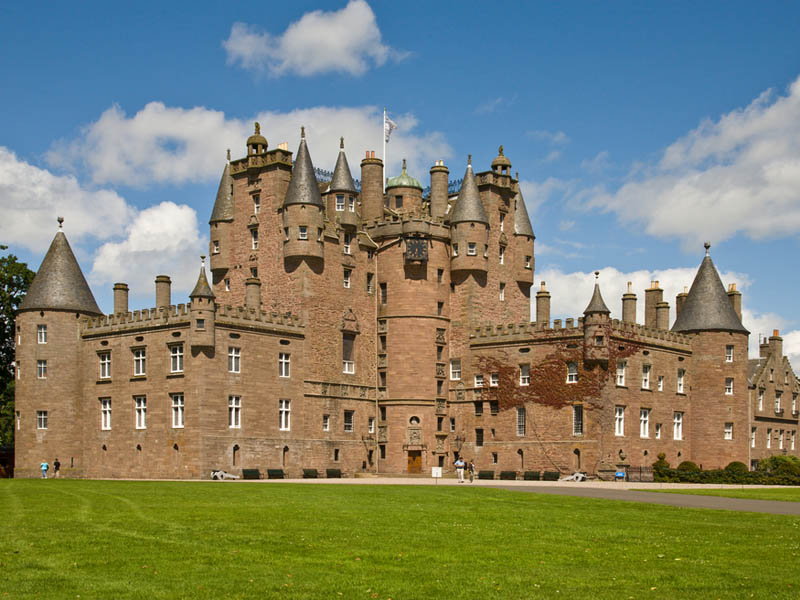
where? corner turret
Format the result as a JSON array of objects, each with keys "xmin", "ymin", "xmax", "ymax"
[
  {"xmin": 512, "ymin": 177, "xmax": 534, "ymax": 285},
  {"xmin": 326, "ymin": 137, "xmax": 358, "ymax": 228},
  {"xmin": 282, "ymin": 127, "xmax": 325, "ymax": 262},
  {"xmin": 189, "ymin": 256, "xmax": 216, "ymax": 349},
  {"xmin": 583, "ymin": 272, "xmax": 610, "ymax": 366},
  {"xmin": 209, "ymin": 151, "xmax": 233, "ymax": 277}
]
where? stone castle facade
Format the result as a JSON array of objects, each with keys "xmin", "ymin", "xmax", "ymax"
[{"xmin": 13, "ymin": 124, "xmax": 800, "ymax": 478}]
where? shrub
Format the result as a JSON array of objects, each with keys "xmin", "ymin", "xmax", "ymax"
[
  {"xmin": 478, "ymin": 470, "xmax": 495, "ymax": 480},
  {"xmin": 499, "ymin": 471, "xmax": 517, "ymax": 480},
  {"xmin": 677, "ymin": 461, "xmax": 700, "ymax": 473},
  {"xmin": 724, "ymin": 461, "xmax": 748, "ymax": 476},
  {"xmin": 652, "ymin": 454, "xmax": 672, "ymax": 481}
]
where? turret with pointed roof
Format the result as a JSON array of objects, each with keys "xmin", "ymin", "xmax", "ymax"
[
  {"xmin": 671, "ymin": 244, "xmax": 749, "ymax": 334},
  {"xmin": 284, "ymin": 127, "xmax": 324, "ymax": 208},
  {"xmin": 583, "ymin": 272, "xmax": 611, "ymax": 366},
  {"xmin": 329, "ymin": 137, "xmax": 357, "ymax": 194},
  {"xmin": 20, "ymin": 219, "xmax": 102, "ymax": 315},
  {"xmin": 513, "ymin": 183, "xmax": 534, "ymax": 238},
  {"xmin": 583, "ymin": 273, "xmax": 611, "ymax": 315},
  {"xmin": 189, "ymin": 257, "xmax": 215, "ymax": 299},
  {"xmin": 189, "ymin": 256, "xmax": 216, "ymax": 349},
  {"xmin": 209, "ymin": 151, "xmax": 233, "ymax": 224},
  {"xmin": 283, "ymin": 127, "xmax": 325, "ymax": 261},
  {"xmin": 450, "ymin": 157, "xmax": 488, "ymax": 225}
]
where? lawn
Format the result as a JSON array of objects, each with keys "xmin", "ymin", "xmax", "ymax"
[
  {"xmin": 2, "ymin": 480, "xmax": 799, "ymax": 599},
  {"xmin": 639, "ymin": 487, "xmax": 800, "ymax": 503}
]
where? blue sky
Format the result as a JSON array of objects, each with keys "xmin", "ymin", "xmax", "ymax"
[{"xmin": 2, "ymin": 1, "xmax": 800, "ymax": 359}]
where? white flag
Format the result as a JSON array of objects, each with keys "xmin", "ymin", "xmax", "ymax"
[{"xmin": 384, "ymin": 114, "xmax": 398, "ymax": 143}]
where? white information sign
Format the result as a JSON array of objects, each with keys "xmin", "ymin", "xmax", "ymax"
[{"xmin": 431, "ymin": 466, "xmax": 443, "ymax": 478}]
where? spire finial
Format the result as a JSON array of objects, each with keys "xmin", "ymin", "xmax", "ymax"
[
  {"xmin": 57, "ymin": 216, "xmax": 64, "ymax": 230},
  {"xmin": 200, "ymin": 255, "xmax": 206, "ymax": 268},
  {"xmin": 499, "ymin": 145, "xmax": 504, "ymax": 156},
  {"xmin": 468, "ymin": 154, "xmax": 472, "ymax": 166},
  {"xmin": 226, "ymin": 148, "xmax": 231, "ymax": 162},
  {"xmin": 704, "ymin": 241, "xmax": 711, "ymax": 256},
  {"xmin": 402, "ymin": 158, "xmax": 407, "ymax": 172},
  {"xmin": 254, "ymin": 122, "xmax": 260, "ymax": 135},
  {"xmin": 595, "ymin": 270, "xmax": 600, "ymax": 281},
  {"xmin": 340, "ymin": 136, "xmax": 344, "ymax": 149},
  {"xmin": 301, "ymin": 126, "xmax": 305, "ymax": 139}
]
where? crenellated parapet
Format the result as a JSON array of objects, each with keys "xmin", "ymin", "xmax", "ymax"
[
  {"xmin": 365, "ymin": 215, "xmax": 451, "ymax": 241},
  {"xmin": 229, "ymin": 148, "xmax": 292, "ymax": 175},
  {"xmin": 81, "ymin": 303, "xmax": 304, "ymax": 338},
  {"xmin": 610, "ymin": 319, "xmax": 691, "ymax": 349}
]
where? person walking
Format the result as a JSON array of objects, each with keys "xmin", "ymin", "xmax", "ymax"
[
  {"xmin": 40, "ymin": 461, "xmax": 49, "ymax": 479},
  {"xmin": 454, "ymin": 457, "xmax": 465, "ymax": 483},
  {"xmin": 53, "ymin": 458, "xmax": 61, "ymax": 478},
  {"xmin": 468, "ymin": 460, "xmax": 475, "ymax": 483}
]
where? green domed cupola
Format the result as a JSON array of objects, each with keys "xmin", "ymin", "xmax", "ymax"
[{"xmin": 386, "ymin": 159, "xmax": 423, "ymax": 190}]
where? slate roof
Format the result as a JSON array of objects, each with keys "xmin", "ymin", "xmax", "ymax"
[
  {"xmin": 209, "ymin": 161, "xmax": 233, "ymax": 223},
  {"xmin": 748, "ymin": 359, "xmax": 763, "ymax": 385},
  {"xmin": 329, "ymin": 138, "xmax": 357, "ymax": 193},
  {"xmin": 284, "ymin": 130, "xmax": 324, "ymax": 208},
  {"xmin": 671, "ymin": 251, "xmax": 749, "ymax": 334},
  {"xmin": 189, "ymin": 262, "xmax": 215, "ymax": 299},
  {"xmin": 450, "ymin": 160, "xmax": 488, "ymax": 225},
  {"xmin": 20, "ymin": 230, "xmax": 102, "ymax": 315},
  {"xmin": 583, "ymin": 281, "xmax": 610, "ymax": 315},
  {"xmin": 513, "ymin": 185, "xmax": 534, "ymax": 237}
]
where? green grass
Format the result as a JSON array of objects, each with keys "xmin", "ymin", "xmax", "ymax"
[
  {"xmin": 2, "ymin": 480, "xmax": 800, "ymax": 599},
  {"xmin": 639, "ymin": 487, "xmax": 800, "ymax": 502}
]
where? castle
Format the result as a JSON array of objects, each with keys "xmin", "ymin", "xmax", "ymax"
[{"xmin": 13, "ymin": 124, "xmax": 800, "ymax": 478}]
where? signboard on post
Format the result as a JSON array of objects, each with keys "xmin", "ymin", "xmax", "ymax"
[{"xmin": 431, "ymin": 467, "xmax": 442, "ymax": 479}]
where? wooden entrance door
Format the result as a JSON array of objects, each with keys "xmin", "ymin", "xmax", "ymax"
[{"xmin": 407, "ymin": 450, "xmax": 422, "ymax": 473}]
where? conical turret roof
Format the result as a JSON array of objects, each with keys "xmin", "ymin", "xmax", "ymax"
[
  {"xmin": 284, "ymin": 128, "xmax": 324, "ymax": 208},
  {"xmin": 671, "ymin": 245, "xmax": 749, "ymax": 334},
  {"xmin": 584, "ymin": 273, "xmax": 610, "ymax": 315},
  {"xmin": 513, "ymin": 181, "xmax": 534, "ymax": 237},
  {"xmin": 209, "ymin": 157, "xmax": 233, "ymax": 224},
  {"xmin": 450, "ymin": 158, "xmax": 488, "ymax": 225},
  {"xmin": 20, "ymin": 225, "xmax": 102, "ymax": 315},
  {"xmin": 189, "ymin": 258, "xmax": 215, "ymax": 299},
  {"xmin": 329, "ymin": 137, "xmax": 357, "ymax": 193}
]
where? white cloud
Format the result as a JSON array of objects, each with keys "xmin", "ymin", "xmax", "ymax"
[
  {"xmin": 782, "ymin": 330, "xmax": 800, "ymax": 369},
  {"xmin": 520, "ymin": 177, "xmax": 571, "ymax": 215},
  {"xmin": 580, "ymin": 150, "xmax": 610, "ymax": 173},
  {"xmin": 585, "ymin": 75, "xmax": 800, "ymax": 248},
  {"xmin": 222, "ymin": 1, "xmax": 404, "ymax": 77},
  {"xmin": 46, "ymin": 103, "xmax": 451, "ymax": 188},
  {"xmin": 0, "ymin": 147, "xmax": 134, "ymax": 253},
  {"xmin": 90, "ymin": 202, "xmax": 205, "ymax": 299},
  {"xmin": 534, "ymin": 264, "xmax": 798, "ymax": 362},
  {"xmin": 527, "ymin": 130, "xmax": 570, "ymax": 146}
]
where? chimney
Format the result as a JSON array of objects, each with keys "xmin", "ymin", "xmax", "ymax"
[
  {"xmin": 656, "ymin": 301, "xmax": 670, "ymax": 330},
  {"xmin": 621, "ymin": 281, "xmax": 636, "ymax": 323},
  {"xmin": 429, "ymin": 160, "xmax": 449, "ymax": 219},
  {"xmin": 675, "ymin": 286, "xmax": 688, "ymax": 318},
  {"xmin": 644, "ymin": 280, "xmax": 663, "ymax": 328},
  {"xmin": 759, "ymin": 334, "xmax": 770, "ymax": 358},
  {"xmin": 113, "ymin": 282, "xmax": 129, "ymax": 315},
  {"xmin": 727, "ymin": 283, "xmax": 742, "ymax": 322},
  {"xmin": 155, "ymin": 275, "xmax": 171, "ymax": 308},
  {"xmin": 360, "ymin": 150, "xmax": 384, "ymax": 223},
  {"xmin": 536, "ymin": 281, "xmax": 551, "ymax": 326},
  {"xmin": 769, "ymin": 329, "xmax": 783, "ymax": 360},
  {"xmin": 245, "ymin": 277, "xmax": 261, "ymax": 311}
]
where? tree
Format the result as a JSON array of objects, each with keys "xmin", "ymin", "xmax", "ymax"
[{"xmin": 0, "ymin": 245, "xmax": 35, "ymax": 447}]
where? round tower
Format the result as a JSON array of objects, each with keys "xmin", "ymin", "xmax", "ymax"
[
  {"xmin": 429, "ymin": 160, "xmax": 449, "ymax": 219},
  {"xmin": 188, "ymin": 257, "xmax": 216, "ymax": 350},
  {"xmin": 14, "ymin": 218, "xmax": 104, "ymax": 477},
  {"xmin": 450, "ymin": 156, "xmax": 489, "ymax": 275},
  {"xmin": 360, "ymin": 151, "xmax": 384, "ymax": 223},
  {"xmin": 326, "ymin": 137, "xmax": 359, "ymax": 229},
  {"xmin": 282, "ymin": 127, "xmax": 325, "ymax": 262}
]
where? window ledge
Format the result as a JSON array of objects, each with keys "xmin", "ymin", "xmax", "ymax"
[
  {"xmin": 641, "ymin": 387, "xmax": 652, "ymax": 392},
  {"xmin": 130, "ymin": 376, "xmax": 147, "ymax": 382},
  {"xmin": 676, "ymin": 392, "xmax": 687, "ymax": 397},
  {"xmin": 167, "ymin": 373, "xmax": 184, "ymax": 379},
  {"xmin": 616, "ymin": 385, "xmax": 627, "ymax": 389},
  {"xmin": 96, "ymin": 379, "xmax": 112, "ymax": 385}
]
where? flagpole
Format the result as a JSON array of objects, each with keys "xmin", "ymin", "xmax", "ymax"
[{"xmin": 382, "ymin": 107, "xmax": 386, "ymax": 193}]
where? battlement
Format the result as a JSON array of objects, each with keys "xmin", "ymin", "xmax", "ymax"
[
  {"xmin": 81, "ymin": 303, "xmax": 304, "ymax": 338},
  {"xmin": 230, "ymin": 148, "xmax": 292, "ymax": 175},
  {"xmin": 610, "ymin": 319, "xmax": 692, "ymax": 348},
  {"xmin": 365, "ymin": 214, "xmax": 451, "ymax": 240}
]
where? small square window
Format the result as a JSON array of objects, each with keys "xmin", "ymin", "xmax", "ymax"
[
  {"xmin": 725, "ymin": 377, "xmax": 734, "ymax": 395},
  {"xmin": 474, "ymin": 374, "xmax": 484, "ymax": 387},
  {"xmin": 336, "ymin": 194, "xmax": 345, "ymax": 211},
  {"xmin": 490, "ymin": 373, "xmax": 499, "ymax": 387},
  {"xmin": 724, "ymin": 422, "xmax": 734, "ymax": 440},
  {"xmin": 519, "ymin": 364, "xmax": 530, "ymax": 386},
  {"xmin": 37, "ymin": 324, "xmax": 47, "ymax": 344},
  {"xmin": 467, "ymin": 242, "xmax": 477, "ymax": 256},
  {"xmin": 566, "ymin": 362, "xmax": 578, "ymax": 384},
  {"xmin": 298, "ymin": 226, "xmax": 308, "ymax": 240},
  {"xmin": 450, "ymin": 359, "xmax": 461, "ymax": 380}
]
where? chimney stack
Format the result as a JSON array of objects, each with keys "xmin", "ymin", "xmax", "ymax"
[
  {"xmin": 727, "ymin": 282, "xmax": 742, "ymax": 322},
  {"xmin": 769, "ymin": 329, "xmax": 783, "ymax": 359},
  {"xmin": 621, "ymin": 281, "xmax": 637, "ymax": 323},
  {"xmin": 675, "ymin": 286, "xmax": 688, "ymax": 319},
  {"xmin": 429, "ymin": 160, "xmax": 449, "ymax": 219},
  {"xmin": 360, "ymin": 151, "xmax": 384, "ymax": 223},
  {"xmin": 536, "ymin": 281, "xmax": 551, "ymax": 326},
  {"xmin": 245, "ymin": 277, "xmax": 262, "ymax": 311},
  {"xmin": 644, "ymin": 280, "xmax": 663, "ymax": 328},
  {"xmin": 155, "ymin": 275, "xmax": 171, "ymax": 309},
  {"xmin": 113, "ymin": 282, "xmax": 129, "ymax": 315},
  {"xmin": 656, "ymin": 301, "xmax": 670, "ymax": 330}
]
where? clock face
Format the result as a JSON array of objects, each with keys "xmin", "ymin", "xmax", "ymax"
[{"xmin": 405, "ymin": 238, "xmax": 428, "ymax": 261}]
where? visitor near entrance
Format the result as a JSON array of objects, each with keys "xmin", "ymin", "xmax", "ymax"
[
  {"xmin": 53, "ymin": 458, "xmax": 61, "ymax": 478},
  {"xmin": 454, "ymin": 457, "xmax": 465, "ymax": 483},
  {"xmin": 40, "ymin": 461, "xmax": 48, "ymax": 478}
]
